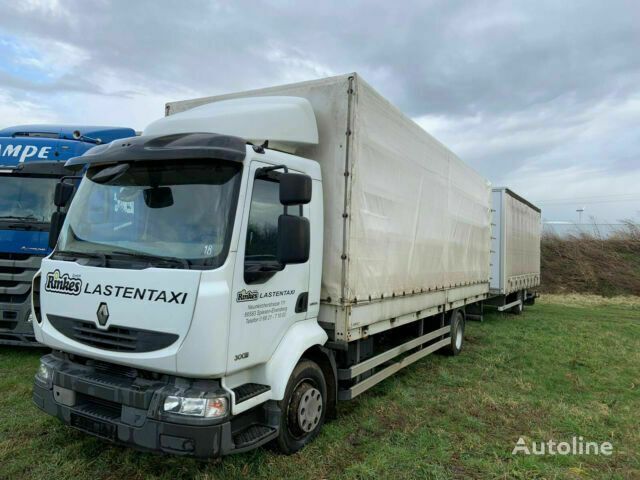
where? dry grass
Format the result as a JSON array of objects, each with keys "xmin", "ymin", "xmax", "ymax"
[
  {"xmin": 541, "ymin": 220, "xmax": 640, "ymax": 296},
  {"xmin": 538, "ymin": 293, "xmax": 640, "ymax": 308}
]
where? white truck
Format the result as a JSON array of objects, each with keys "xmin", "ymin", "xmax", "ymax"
[{"xmin": 31, "ymin": 74, "xmax": 535, "ymax": 458}]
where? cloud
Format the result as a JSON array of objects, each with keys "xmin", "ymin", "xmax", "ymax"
[
  {"xmin": 0, "ymin": 91, "xmax": 58, "ymax": 124},
  {"xmin": 0, "ymin": 0, "xmax": 638, "ymax": 223}
]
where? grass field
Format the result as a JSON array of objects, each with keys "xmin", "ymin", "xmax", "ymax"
[{"xmin": 0, "ymin": 297, "xmax": 638, "ymax": 479}]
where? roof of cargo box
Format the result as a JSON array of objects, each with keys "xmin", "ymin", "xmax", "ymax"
[
  {"xmin": 143, "ymin": 96, "xmax": 318, "ymax": 147},
  {"xmin": 163, "ymin": 72, "xmax": 483, "ymax": 168},
  {"xmin": 492, "ymin": 187, "xmax": 541, "ymax": 213}
]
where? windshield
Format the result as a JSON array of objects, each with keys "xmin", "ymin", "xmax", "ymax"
[
  {"xmin": 57, "ymin": 159, "xmax": 242, "ymax": 268},
  {"xmin": 0, "ymin": 175, "xmax": 58, "ymax": 223}
]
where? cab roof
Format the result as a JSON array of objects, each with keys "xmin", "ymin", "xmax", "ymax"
[
  {"xmin": 66, "ymin": 133, "xmax": 247, "ymax": 168},
  {"xmin": 144, "ymin": 96, "xmax": 318, "ymax": 148}
]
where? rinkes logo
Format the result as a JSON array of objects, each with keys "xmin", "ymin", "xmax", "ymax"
[
  {"xmin": 45, "ymin": 270, "xmax": 82, "ymax": 296},
  {"xmin": 236, "ymin": 289, "xmax": 259, "ymax": 302}
]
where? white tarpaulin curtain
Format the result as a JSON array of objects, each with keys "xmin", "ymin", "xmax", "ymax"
[
  {"xmin": 341, "ymin": 76, "xmax": 491, "ymax": 302},
  {"xmin": 165, "ymin": 73, "xmax": 492, "ymax": 305},
  {"xmin": 505, "ymin": 193, "xmax": 541, "ymax": 279}
]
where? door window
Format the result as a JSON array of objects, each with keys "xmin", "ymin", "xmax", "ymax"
[
  {"xmin": 246, "ymin": 177, "xmax": 281, "ymax": 261},
  {"xmin": 244, "ymin": 173, "xmax": 305, "ymax": 283}
]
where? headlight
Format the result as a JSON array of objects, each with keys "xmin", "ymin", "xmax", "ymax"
[
  {"xmin": 163, "ymin": 395, "xmax": 227, "ymax": 418},
  {"xmin": 35, "ymin": 362, "xmax": 52, "ymax": 384}
]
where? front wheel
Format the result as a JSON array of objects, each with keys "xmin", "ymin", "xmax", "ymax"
[{"xmin": 276, "ymin": 360, "xmax": 327, "ymax": 454}]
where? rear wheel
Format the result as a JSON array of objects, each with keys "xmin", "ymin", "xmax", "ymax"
[
  {"xmin": 276, "ymin": 360, "xmax": 327, "ymax": 454},
  {"xmin": 444, "ymin": 310, "xmax": 465, "ymax": 356}
]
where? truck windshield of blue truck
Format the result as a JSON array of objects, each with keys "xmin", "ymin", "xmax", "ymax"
[
  {"xmin": 56, "ymin": 159, "xmax": 242, "ymax": 268},
  {"xmin": 0, "ymin": 174, "xmax": 58, "ymax": 223}
]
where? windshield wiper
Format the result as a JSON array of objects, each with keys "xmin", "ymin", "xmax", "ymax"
[
  {"xmin": 107, "ymin": 250, "xmax": 191, "ymax": 269},
  {"xmin": 0, "ymin": 215, "xmax": 41, "ymax": 221},
  {"xmin": 54, "ymin": 250, "xmax": 107, "ymax": 267}
]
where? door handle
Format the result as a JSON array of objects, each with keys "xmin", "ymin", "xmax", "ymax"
[{"xmin": 295, "ymin": 292, "xmax": 308, "ymax": 313}]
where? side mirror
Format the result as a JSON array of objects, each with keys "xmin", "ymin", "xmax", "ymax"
[
  {"xmin": 277, "ymin": 214, "xmax": 310, "ymax": 264},
  {"xmin": 280, "ymin": 173, "xmax": 311, "ymax": 205},
  {"xmin": 48, "ymin": 211, "xmax": 66, "ymax": 249},
  {"xmin": 143, "ymin": 187, "xmax": 174, "ymax": 209},
  {"xmin": 54, "ymin": 183, "xmax": 75, "ymax": 208}
]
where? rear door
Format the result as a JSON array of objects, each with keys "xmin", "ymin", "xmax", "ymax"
[{"xmin": 227, "ymin": 159, "xmax": 310, "ymax": 373}]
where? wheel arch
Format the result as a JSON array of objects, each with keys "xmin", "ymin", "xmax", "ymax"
[
  {"xmin": 445, "ymin": 306, "xmax": 466, "ymax": 324},
  {"xmin": 257, "ymin": 319, "xmax": 328, "ymax": 401}
]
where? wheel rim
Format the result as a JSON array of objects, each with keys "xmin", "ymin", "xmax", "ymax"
[
  {"xmin": 296, "ymin": 385, "xmax": 323, "ymax": 433},
  {"xmin": 455, "ymin": 322, "xmax": 463, "ymax": 349}
]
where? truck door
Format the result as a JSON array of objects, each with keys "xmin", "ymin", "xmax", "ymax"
[{"xmin": 227, "ymin": 160, "xmax": 311, "ymax": 373}]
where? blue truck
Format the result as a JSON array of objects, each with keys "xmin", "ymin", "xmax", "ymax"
[{"xmin": 0, "ymin": 124, "xmax": 135, "ymax": 346}]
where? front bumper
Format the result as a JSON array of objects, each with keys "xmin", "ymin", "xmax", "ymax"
[{"xmin": 32, "ymin": 353, "xmax": 280, "ymax": 458}]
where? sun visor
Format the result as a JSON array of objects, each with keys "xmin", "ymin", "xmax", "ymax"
[{"xmin": 65, "ymin": 133, "xmax": 247, "ymax": 168}]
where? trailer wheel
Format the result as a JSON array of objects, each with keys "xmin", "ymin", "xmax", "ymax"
[
  {"xmin": 276, "ymin": 359, "xmax": 327, "ymax": 454},
  {"xmin": 445, "ymin": 310, "xmax": 465, "ymax": 356},
  {"xmin": 524, "ymin": 291, "xmax": 536, "ymax": 306},
  {"xmin": 511, "ymin": 290, "xmax": 524, "ymax": 315}
]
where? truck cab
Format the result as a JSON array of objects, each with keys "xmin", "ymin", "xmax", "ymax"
[
  {"xmin": 0, "ymin": 125, "xmax": 135, "ymax": 345},
  {"xmin": 33, "ymin": 100, "xmax": 332, "ymax": 456}
]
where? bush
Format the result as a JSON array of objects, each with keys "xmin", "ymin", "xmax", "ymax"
[{"xmin": 541, "ymin": 220, "xmax": 640, "ymax": 296}]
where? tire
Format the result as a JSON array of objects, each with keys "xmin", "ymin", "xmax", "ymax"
[
  {"xmin": 276, "ymin": 360, "xmax": 327, "ymax": 454},
  {"xmin": 524, "ymin": 292, "xmax": 536, "ymax": 306},
  {"xmin": 444, "ymin": 310, "xmax": 465, "ymax": 356},
  {"xmin": 510, "ymin": 290, "xmax": 524, "ymax": 315}
]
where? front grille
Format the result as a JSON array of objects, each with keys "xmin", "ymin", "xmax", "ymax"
[
  {"xmin": 69, "ymin": 356, "xmax": 160, "ymax": 381},
  {"xmin": 48, "ymin": 315, "xmax": 179, "ymax": 353},
  {"xmin": 0, "ymin": 320, "xmax": 17, "ymax": 330},
  {"xmin": 0, "ymin": 268, "xmax": 25, "ymax": 275},
  {"xmin": 0, "ymin": 310, "xmax": 18, "ymax": 329},
  {"xmin": 0, "ymin": 253, "xmax": 30, "ymax": 261},
  {"xmin": 91, "ymin": 360, "xmax": 138, "ymax": 379},
  {"xmin": 0, "ymin": 292, "xmax": 30, "ymax": 304},
  {"xmin": 76, "ymin": 392, "xmax": 122, "ymax": 421},
  {"xmin": 0, "ymin": 254, "xmax": 41, "ymax": 305}
]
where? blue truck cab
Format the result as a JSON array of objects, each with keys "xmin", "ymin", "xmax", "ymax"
[{"xmin": 0, "ymin": 125, "xmax": 136, "ymax": 346}]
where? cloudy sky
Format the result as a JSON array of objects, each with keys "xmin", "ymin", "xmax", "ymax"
[{"xmin": 1, "ymin": 0, "xmax": 638, "ymax": 225}]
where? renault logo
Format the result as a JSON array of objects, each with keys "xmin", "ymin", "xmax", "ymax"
[{"xmin": 96, "ymin": 302, "xmax": 110, "ymax": 326}]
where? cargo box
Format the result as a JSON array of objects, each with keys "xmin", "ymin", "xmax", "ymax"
[{"xmin": 166, "ymin": 74, "xmax": 492, "ymax": 342}]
